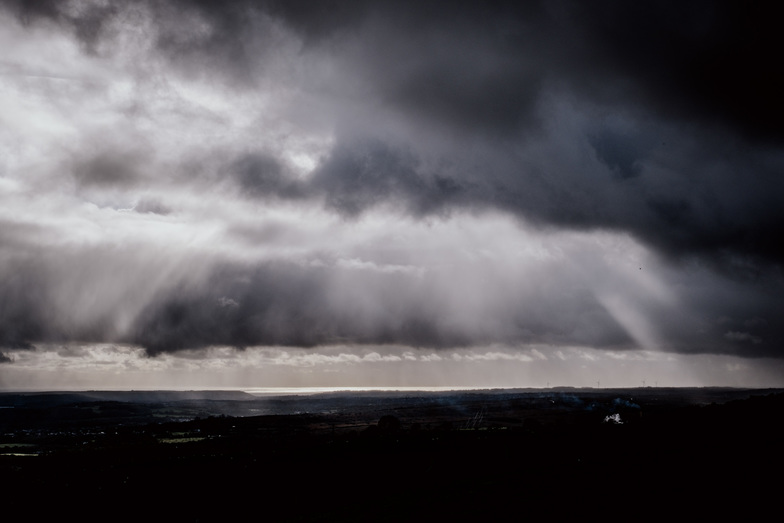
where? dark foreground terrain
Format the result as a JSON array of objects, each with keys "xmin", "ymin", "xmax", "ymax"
[{"xmin": 1, "ymin": 387, "xmax": 782, "ymax": 521}]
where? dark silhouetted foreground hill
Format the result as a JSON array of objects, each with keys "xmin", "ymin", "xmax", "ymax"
[{"xmin": 1, "ymin": 388, "xmax": 781, "ymax": 521}]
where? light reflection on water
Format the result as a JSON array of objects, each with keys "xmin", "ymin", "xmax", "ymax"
[{"xmin": 243, "ymin": 386, "xmax": 497, "ymax": 396}]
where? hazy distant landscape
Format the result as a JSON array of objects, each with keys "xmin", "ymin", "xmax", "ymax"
[{"xmin": 2, "ymin": 387, "xmax": 781, "ymax": 521}]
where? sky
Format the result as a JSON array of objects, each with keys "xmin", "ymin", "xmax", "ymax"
[{"xmin": 1, "ymin": 0, "xmax": 783, "ymax": 390}]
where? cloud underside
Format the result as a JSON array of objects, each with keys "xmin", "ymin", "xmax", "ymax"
[{"xmin": 1, "ymin": 1, "xmax": 783, "ymax": 362}]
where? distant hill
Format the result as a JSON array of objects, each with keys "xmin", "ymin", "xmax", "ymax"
[{"xmin": 0, "ymin": 389, "xmax": 256, "ymax": 408}]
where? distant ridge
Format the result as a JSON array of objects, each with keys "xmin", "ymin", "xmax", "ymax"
[{"xmin": 0, "ymin": 390, "xmax": 256, "ymax": 407}]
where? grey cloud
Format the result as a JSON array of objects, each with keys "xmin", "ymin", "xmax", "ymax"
[
  {"xmin": 228, "ymin": 222, "xmax": 291, "ymax": 247},
  {"xmin": 587, "ymin": 127, "xmax": 648, "ymax": 181},
  {"xmin": 230, "ymin": 153, "xmax": 307, "ymax": 200},
  {"xmin": 310, "ymin": 140, "xmax": 472, "ymax": 218},
  {"xmin": 72, "ymin": 150, "xmax": 145, "ymax": 188},
  {"xmin": 3, "ymin": 0, "xmax": 118, "ymax": 53},
  {"xmin": 133, "ymin": 198, "xmax": 171, "ymax": 215},
  {"xmin": 263, "ymin": 0, "xmax": 368, "ymax": 42},
  {"xmin": 0, "ymin": 222, "xmax": 55, "ymax": 251},
  {"xmin": 725, "ymin": 331, "xmax": 762, "ymax": 345},
  {"xmin": 151, "ymin": 1, "xmax": 271, "ymax": 87},
  {"xmin": 3, "ymin": 0, "xmax": 268, "ymax": 89},
  {"xmin": 744, "ymin": 317, "xmax": 768, "ymax": 328}
]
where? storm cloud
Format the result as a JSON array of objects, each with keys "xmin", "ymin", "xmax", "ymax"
[{"xmin": 1, "ymin": 0, "xmax": 782, "ymax": 385}]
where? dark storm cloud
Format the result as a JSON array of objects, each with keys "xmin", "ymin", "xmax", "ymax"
[
  {"xmin": 303, "ymin": 131, "xmax": 784, "ymax": 277},
  {"xmin": 262, "ymin": 0, "xmax": 784, "ymax": 143},
  {"xmin": 0, "ymin": 234, "xmax": 780, "ymax": 358},
  {"xmin": 151, "ymin": 0, "xmax": 781, "ymax": 273},
  {"xmin": 14, "ymin": 1, "xmax": 782, "ymax": 137},
  {"xmin": 128, "ymin": 260, "xmax": 467, "ymax": 355},
  {"xmin": 0, "ymin": 242, "xmax": 213, "ymax": 352},
  {"xmin": 3, "ymin": 0, "xmax": 783, "ymax": 362},
  {"xmin": 300, "ymin": 0, "xmax": 784, "ymax": 273},
  {"xmin": 127, "ymin": 258, "xmax": 634, "ymax": 356},
  {"xmin": 571, "ymin": 2, "xmax": 784, "ymax": 143},
  {"xmin": 128, "ymin": 262, "xmax": 329, "ymax": 354},
  {"xmin": 0, "ymin": 257, "xmax": 54, "ymax": 350},
  {"xmin": 124, "ymin": 255, "xmax": 783, "ymax": 357}
]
